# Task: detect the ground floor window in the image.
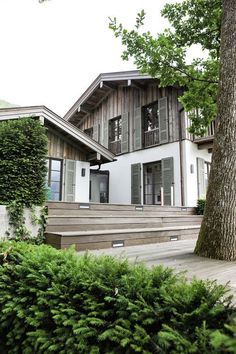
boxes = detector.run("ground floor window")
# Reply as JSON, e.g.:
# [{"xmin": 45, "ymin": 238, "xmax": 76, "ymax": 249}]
[{"xmin": 46, "ymin": 158, "xmax": 63, "ymax": 201}]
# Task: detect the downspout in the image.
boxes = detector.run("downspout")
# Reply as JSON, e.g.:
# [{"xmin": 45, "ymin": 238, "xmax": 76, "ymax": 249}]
[{"xmin": 178, "ymin": 106, "xmax": 185, "ymax": 206}]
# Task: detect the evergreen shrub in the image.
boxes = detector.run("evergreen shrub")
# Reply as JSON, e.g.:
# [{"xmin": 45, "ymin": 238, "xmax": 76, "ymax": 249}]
[
  {"xmin": 0, "ymin": 118, "xmax": 48, "ymax": 206},
  {"xmin": 0, "ymin": 241, "xmax": 235, "ymax": 353},
  {"xmin": 196, "ymin": 199, "xmax": 206, "ymax": 215}
]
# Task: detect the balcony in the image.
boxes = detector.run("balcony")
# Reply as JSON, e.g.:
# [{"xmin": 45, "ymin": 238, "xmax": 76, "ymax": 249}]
[
  {"xmin": 109, "ymin": 140, "xmax": 121, "ymax": 155},
  {"xmin": 194, "ymin": 120, "xmax": 215, "ymax": 149},
  {"xmin": 144, "ymin": 128, "xmax": 159, "ymax": 148}
]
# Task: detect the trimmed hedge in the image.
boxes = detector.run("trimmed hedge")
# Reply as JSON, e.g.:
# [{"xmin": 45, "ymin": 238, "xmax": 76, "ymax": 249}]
[
  {"xmin": 0, "ymin": 242, "xmax": 235, "ymax": 353},
  {"xmin": 0, "ymin": 118, "xmax": 48, "ymax": 206},
  {"xmin": 195, "ymin": 199, "xmax": 206, "ymax": 215}
]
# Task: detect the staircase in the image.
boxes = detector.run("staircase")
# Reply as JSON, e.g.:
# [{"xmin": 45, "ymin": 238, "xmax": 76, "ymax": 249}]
[{"xmin": 45, "ymin": 202, "xmax": 202, "ymax": 251}]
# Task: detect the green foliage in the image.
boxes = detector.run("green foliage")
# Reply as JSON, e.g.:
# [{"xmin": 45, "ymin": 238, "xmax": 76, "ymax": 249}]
[
  {"xmin": 109, "ymin": 0, "xmax": 222, "ymax": 135},
  {"xmin": 0, "ymin": 117, "xmax": 48, "ymax": 207},
  {"xmin": 6, "ymin": 202, "xmax": 48, "ymax": 244},
  {"xmin": 195, "ymin": 199, "xmax": 206, "ymax": 215},
  {"xmin": 0, "ymin": 241, "xmax": 234, "ymax": 353}
]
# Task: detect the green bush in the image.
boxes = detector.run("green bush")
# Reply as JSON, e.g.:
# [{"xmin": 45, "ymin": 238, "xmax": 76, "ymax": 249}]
[
  {"xmin": 0, "ymin": 242, "xmax": 235, "ymax": 353},
  {"xmin": 196, "ymin": 199, "xmax": 206, "ymax": 215},
  {"xmin": 0, "ymin": 117, "xmax": 48, "ymax": 206}
]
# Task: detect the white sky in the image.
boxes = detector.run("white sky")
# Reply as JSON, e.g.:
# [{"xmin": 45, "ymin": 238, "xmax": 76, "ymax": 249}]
[{"xmin": 0, "ymin": 0, "xmax": 177, "ymax": 117}]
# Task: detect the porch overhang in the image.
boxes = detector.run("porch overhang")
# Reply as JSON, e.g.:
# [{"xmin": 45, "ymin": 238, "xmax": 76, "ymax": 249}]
[{"xmin": 0, "ymin": 106, "xmax": 115, "ymax": 165}]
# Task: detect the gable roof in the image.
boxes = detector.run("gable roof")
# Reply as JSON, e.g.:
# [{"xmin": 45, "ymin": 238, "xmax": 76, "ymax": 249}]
[
  {"xmin": 64, "ymin": 70, "xmax": 156, "ymax": 124},
  {"xmin": 0, "ymin": 105, "xmax": 115, "ymax": 165}
]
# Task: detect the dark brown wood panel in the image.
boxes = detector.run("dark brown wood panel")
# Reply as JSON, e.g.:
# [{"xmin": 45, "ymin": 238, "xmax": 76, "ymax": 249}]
[
  {"xmin": 47, "ymin": 129, "xmax": 86, "ymax": 161},
  {"xmin": 77, "ymin": 82, "xmax": 181, "ymax": 152}
]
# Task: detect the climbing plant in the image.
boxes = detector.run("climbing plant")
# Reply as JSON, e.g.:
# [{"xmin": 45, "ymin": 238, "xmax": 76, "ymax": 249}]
[
  {"xmin": 0, "ymin": 117, "xmax": 48, "ymax": 241},
  {"xmin": 0, "ymin": 117, "xmax": 48, "ymax": 206}
]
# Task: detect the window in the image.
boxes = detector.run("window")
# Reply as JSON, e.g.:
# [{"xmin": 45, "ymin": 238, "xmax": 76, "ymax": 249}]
[
  {"xmin": 84, "ymin": 127, "xmax": 93, "ymax": 138},
  {"xmin": 46, "ymin": 158, "xmax": 63, "ymax": 201},
  {"xmin": 143, "ymin": 101, "xmax": 160, "ymax": 147},
  {"xmin": 109, "ymin": 116, "xmax": 122, "ymax": 154}
]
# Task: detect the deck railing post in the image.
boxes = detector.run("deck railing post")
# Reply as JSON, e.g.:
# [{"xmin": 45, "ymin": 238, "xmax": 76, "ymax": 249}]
[
  {"xmin": 171, "ymin": 185, "xmax": 174, "ymax": 206},
  {"xmin": 161, "ymin": 187, "xmax": 164, "ymax": 206}
]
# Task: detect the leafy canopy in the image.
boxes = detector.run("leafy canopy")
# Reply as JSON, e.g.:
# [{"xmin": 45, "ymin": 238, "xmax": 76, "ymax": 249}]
[{"xmin": 109, "ymin": 0, "xmax": 222, "ymax": 136}]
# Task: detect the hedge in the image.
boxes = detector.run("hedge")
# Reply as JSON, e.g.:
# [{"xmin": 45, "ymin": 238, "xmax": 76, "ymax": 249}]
[
  {"xmin": 195, "ymin": 199, "xmax": 206, "ymax": 215},
  {"xmin": 0, "ymin": 241, "xmax": 235, "ymax": 353},
  {"xmin": 0, "ymin": 118, "xmax": 48, "ymax": 206}
]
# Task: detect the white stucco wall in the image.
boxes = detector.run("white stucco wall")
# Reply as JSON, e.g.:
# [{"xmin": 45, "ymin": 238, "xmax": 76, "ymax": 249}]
[
  {"xmin": 182, "ymin": 140, "xmax": 212, "ymax": 207},
  {"xmin": 100, "ymin": 142, "xmax": 181, "ymax": 205},
  {"xmin": 0, "ymin": 206, "xmax": 41, "ymax": 239},
  {"xmin": 74, "ymin": 161, "xmax": 90, "ymax": 203}
]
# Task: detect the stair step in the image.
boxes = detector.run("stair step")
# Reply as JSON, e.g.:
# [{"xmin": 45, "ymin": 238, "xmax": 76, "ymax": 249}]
[
  {"xmin": 46, "ymin": 225, "xmax": 200, "ymax": 251},
  {"xmin": 47, "ymin": 215, "xmax": 202, "ymax": 225},
  {"xmin": 46, "ymin": 221, "xmax": 201, "ymax": 232},
  {"xmin": 48, "ymin": 209, "xmax": 195, "ymax": 217},
  {"xmin": 47, "ymin": 202, "xmax": 194, "ymax": 214}
]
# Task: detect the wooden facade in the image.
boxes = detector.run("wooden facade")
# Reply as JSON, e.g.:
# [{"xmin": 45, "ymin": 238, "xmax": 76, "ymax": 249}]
[
  {"xmin": 76, "ymin": 83, "xmax": 184, "ymax": 154},
  {"xmin": 47, "ymin": 128, "xmax": 86, "ymax": 161}
]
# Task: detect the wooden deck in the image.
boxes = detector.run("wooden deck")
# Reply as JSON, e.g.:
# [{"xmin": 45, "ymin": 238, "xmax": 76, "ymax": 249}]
[
  {"xmin": 46, "ymin": 202, "xmax": 201, "ymax": 250},
  {"xmin": 82, "ymin": 239, "xmax": 236, "ymax": 298}
]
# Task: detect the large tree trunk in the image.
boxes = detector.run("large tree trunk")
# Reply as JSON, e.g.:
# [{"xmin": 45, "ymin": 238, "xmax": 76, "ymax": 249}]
[{"xmin": 194, "ymin": 0, "xmax": 236, "ymax": 260}]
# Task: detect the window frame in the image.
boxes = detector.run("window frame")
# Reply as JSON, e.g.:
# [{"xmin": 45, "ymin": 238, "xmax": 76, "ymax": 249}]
[
  {"xmin": 109, "ymin": 116, "xmax": 122, "ymax": 155},
  {"xmin": 47, "ymin": 157, "xmax": 63, "ymax": 201},
  {"xmin": 142, "ymin": 100, "xmax": 160, "ymax": 148}
]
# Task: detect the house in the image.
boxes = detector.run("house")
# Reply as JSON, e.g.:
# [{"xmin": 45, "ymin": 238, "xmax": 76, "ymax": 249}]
[
  {"xmin": 64, "ymin": 70, "xmax": 214, "ymax": 207},
  {"xmin": 0, "ymin": 106, "xmax": 115, "ymax": 203}
]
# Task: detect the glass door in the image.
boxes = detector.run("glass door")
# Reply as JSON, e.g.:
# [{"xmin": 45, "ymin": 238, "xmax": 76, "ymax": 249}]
[{"xmin": 143, "ymin": 161, "xmax": 162, "ymax": 205}]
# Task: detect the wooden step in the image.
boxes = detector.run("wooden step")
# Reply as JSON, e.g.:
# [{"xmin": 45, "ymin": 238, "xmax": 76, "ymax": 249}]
[
  {"xmin": 46, "ymin": 215, "xmax": 202, "ymax": 225},
  {"xmin": 46, "ymin": 220, "xmax": 202, "ymax": 232},
  {"xmin": 47, "ymin": 202, "xmax": 194, "ymax": 214},
  {"xmin": 46, "ymin": 225, "xmax": 200, "ymax": 251}
]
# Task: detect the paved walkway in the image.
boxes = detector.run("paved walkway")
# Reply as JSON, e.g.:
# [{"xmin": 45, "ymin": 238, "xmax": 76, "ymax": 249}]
[{"xmin": 81, "ymin": 239, "xmax": 236, "ymax": 299}]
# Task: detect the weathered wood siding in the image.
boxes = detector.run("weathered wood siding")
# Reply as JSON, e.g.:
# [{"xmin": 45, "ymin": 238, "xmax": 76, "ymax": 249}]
[
  {"xmin": 47, "ymin": 129, "xmax": 86, "ymax": 161},
  {"xmin": 78, "ymin": 83, "xmax": 182, "ymax": 152}
]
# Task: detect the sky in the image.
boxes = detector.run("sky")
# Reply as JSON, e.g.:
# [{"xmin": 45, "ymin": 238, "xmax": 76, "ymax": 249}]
[{"xmin": 0, "ymin": 0, "xmax": 177, "ymax": 117}]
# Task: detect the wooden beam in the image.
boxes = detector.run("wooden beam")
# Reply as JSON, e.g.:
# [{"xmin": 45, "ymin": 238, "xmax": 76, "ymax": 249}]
[
  {"xmin": 100, "ymin": 81, "xmax": 117, "ymax": 90},
  {"xmin": 78, "ymin": 103, "xmax": 93, "ymax": 114}
]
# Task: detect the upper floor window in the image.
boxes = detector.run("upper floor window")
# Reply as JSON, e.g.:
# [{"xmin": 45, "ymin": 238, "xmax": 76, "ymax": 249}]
[
  {"xmin": 109, "ymin": 116, "xmax": 122, "ymax": 154},
  {"xmin": 143, "ymin": 101, "xmax": 160, "ymax": 147}
]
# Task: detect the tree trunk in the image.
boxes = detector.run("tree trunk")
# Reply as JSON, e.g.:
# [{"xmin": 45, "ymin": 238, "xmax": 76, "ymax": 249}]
[{"xmin": 194, "ymin": 0, "xmax": 236, "ymax": 260}]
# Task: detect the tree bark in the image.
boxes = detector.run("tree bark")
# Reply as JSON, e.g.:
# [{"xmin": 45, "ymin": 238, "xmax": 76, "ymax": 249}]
[{"xmin": 195, "ymin": 0, "xmax": 236, "ymax": 260}]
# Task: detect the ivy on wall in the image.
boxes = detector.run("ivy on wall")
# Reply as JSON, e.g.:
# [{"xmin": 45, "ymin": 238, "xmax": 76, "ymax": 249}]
[
  {"xmin": 0, "ymin": 117, "xmax": 48, "ymax": 206},
  {"xmin": 0, "ymin": 117, "xmax": 48, "ymax": 242}
]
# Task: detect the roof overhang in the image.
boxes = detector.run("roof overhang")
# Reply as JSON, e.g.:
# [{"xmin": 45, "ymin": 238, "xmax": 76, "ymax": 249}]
[
  {"xmin": 0, "ymin": 105, "xmax": 115, "ymax": 165},
  {"xmin": 64, "ymin": 70, "xmax": 158, "ymax": 125}
]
